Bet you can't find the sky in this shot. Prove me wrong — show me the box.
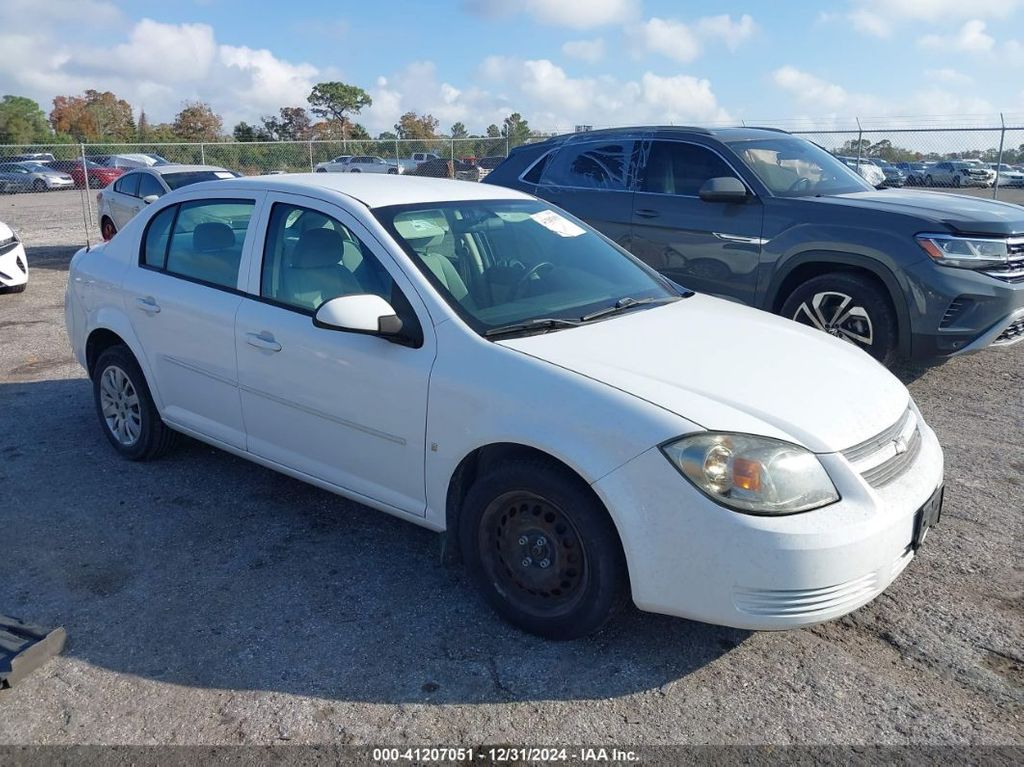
[1,0,1023,135]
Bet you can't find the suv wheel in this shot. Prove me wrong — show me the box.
[460,459,628,639]
[781,273,898,364]
[92,345,177,460]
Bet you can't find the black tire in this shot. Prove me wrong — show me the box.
[1,283,26,293]
[32,179,46,192]
[780,272,898,364]
[349,168,361,173]
[100,217,117,241]
[459,458,628,639]
[315,167,326,173]
[92,345,176,461]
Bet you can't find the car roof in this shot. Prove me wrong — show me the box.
[182,173,533,208]
[128,164,230,175]
[521,125,794,151]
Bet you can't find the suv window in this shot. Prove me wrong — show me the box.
[260,202,394,312]
[638,141,738,196]
[541,141,635,190]
[114,173,140,197]
[157,199,254,289]
[137,173,164,199]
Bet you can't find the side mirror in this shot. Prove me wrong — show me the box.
[313,294,404,338]
[699,176,749,203]
[142,194,159,205]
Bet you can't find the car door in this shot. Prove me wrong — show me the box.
[136,171,166,204]
[108,173,141,228]
[629,139,764,303]
[533,138,638,249]
[234,194,434,516]
[122,195,263,448]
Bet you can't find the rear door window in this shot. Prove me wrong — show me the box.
[161,199,255,289]
[540,141,636,190]
[114,173,140,197]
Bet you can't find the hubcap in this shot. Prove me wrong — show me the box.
[793,291,874,348]
[480,492,586,616]
[99,365,142,446]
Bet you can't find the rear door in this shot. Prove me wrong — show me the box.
[108,173,141,229]
[532,138,638,250]
[629,139,764,304]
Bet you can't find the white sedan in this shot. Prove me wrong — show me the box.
[315,155,402,174]
[65,174,944,638]
[0,220,28,292]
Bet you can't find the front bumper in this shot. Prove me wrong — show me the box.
[44,177,74,190]
[592,421,943,630]
[0,240,28,287]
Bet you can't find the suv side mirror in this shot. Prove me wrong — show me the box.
[314,294,404,338]
[699,176,749,203]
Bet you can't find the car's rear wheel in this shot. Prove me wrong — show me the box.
[781,273,898,364]
[32,179,46,192]
[349,168,361,173]
[460,459,628,639]
[100,217,117,241]
[315,167,326,173]
[92,345,176,461]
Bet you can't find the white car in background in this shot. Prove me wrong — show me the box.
[836,156,885,187]
[97,164,240,240]
[989,163,1024,187]
[317,155,402,174]
[65,174,944,639]
[0,221,28,293]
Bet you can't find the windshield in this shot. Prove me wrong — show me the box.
[162,170,238,189]
[727,137,872,197]
[375,199,679,335]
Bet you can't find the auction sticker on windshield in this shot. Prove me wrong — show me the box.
[530,209,585,237]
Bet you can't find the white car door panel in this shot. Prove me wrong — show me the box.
[235,194,434,515]
[123,196,264,448]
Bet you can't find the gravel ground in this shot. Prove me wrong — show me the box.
[0,191,1021,746]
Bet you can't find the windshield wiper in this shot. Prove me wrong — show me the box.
[579,296,679,323]
[484,317,582,339]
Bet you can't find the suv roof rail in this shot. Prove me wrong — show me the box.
[733,125,791,134]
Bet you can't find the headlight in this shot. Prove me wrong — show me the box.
[661,433,839,515]
[916,233,1010,269]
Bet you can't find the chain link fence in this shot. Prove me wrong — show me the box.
[1,122,1022,244]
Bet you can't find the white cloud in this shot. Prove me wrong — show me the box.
[843,1,1020,39]
[626,17,702,63]
[464,0,639,29]
[562,38,606,63]
[847,9,892,38]
[919,20,995,53]
[772,66,849,110]
[695,14,756,51]
[925,68,974,85]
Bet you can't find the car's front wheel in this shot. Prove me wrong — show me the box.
[781,273,898,364]
[460,458,628,639]
[92,345,176,461]
[32,179,46,192]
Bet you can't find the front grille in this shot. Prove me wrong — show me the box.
[985,238,1024,282]
[939,296,971,328]
[995,317,1024,345]
[843,407,921,488]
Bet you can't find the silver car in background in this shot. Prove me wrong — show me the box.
[0,162,74,192]
[924,161,994,188]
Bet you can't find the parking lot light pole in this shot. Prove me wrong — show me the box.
[993,113,1005,200]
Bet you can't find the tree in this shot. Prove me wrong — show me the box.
[137,109,150,142]
[394,111,439,140]
[173,101,223,141]
[307,82,372,140]
[376,130,398,141]
[501,112,531,146]
[233,121,259,142]
[261,106,313,141]
[450,121,468,139]
[50,90,135,142]
[485,123,501,138]
[0,95,51,144]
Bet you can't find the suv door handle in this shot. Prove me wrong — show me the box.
[635,208,660,219]
[245,331,282,352]
[135,296,160,314]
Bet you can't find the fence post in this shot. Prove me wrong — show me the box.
[200,142,206,164]
[308,139,314,171]
[394,138,400,169]
[993,113,1005,200]
[451,137,455,163]
[505,137,509,157]
[855,117,863,166]
[79,142,94,246]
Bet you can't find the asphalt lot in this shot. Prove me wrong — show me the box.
[0,190,1021,746]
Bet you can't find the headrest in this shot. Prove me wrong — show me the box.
[193,222,234,252]
[292,227,344,269]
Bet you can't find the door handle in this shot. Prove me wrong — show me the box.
[245,331,282,352]
[135,296,160,314]
[635,208,660,219]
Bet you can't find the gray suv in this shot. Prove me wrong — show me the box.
[483,126,1024,364]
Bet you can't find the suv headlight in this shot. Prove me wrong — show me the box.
[661,433,839,515]
[916,233,1010,269]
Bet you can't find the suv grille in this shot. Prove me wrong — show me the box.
[995,317,1024,345]
[843,407,921,488]
[984,238,1024,282]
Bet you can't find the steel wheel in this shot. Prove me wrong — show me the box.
[792,291,874,349]
[99,365,142,446]
[479,491,588,618]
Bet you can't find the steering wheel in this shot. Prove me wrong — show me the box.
[787,177,812,193]
[512,261,555,299]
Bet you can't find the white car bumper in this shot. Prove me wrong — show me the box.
[0,239,28,287]
[44,177,74,190]
[593,420,944,630]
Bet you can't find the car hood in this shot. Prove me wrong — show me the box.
[815,189,1024,236]
[499,295,909,454]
